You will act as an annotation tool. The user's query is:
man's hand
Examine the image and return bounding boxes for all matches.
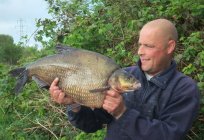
[103,89,127,119]
[49,78,74,105]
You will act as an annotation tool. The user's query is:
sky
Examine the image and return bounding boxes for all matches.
[0,0,51,46]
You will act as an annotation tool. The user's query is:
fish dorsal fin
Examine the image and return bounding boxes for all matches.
[56,44,78,54]
[89,86,110,93]
[32,76,49,89]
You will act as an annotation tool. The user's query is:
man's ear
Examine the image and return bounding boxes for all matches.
[167,40,176,54]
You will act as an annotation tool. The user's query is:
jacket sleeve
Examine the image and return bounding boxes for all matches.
[67,106,113,133]
[105,80,200,140]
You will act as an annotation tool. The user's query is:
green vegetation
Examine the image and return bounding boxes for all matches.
[0,35,23,65]
[0,0,203,139]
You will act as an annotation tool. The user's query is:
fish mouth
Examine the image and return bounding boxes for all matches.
[133,82,141,89]
[121,82,141,92]
[123,89,135,92]
[111,82,141,93]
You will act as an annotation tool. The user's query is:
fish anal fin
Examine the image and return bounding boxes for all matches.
[32,76,49,89]
[89,86,110,93]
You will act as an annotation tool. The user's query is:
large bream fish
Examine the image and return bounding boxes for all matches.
[10,45,141,108]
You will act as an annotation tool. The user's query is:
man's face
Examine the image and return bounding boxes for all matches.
[138,27,170,76]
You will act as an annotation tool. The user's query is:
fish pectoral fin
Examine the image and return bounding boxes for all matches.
[89,86,110,93]
[32,76,49,89]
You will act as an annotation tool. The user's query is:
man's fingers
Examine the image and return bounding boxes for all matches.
[48,78,74,105]
[52,86,59,91]
[51,89,59,100]
[58,91,66,103]
[106,89,119,97]
[103,99,117,114]
[105,91,121,103]
[102,104,112,113]
[50,77,59,88]
[49,78,59,94]
[103,89,124,114]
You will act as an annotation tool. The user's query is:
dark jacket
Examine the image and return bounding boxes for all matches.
[67,60,200,140]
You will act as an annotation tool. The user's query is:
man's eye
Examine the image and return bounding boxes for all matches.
[138,43,155,48]
[145,44,155,48]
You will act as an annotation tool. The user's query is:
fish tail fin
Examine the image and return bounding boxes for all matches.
[9,67,26,77]
[9,67,28,95]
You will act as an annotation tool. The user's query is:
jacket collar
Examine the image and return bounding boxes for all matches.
[137,60,177,89]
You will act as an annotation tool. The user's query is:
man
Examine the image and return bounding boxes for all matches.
[49,19,200,140]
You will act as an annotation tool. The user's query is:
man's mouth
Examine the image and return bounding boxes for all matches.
[141,58,150,62]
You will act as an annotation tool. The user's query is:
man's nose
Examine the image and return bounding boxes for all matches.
[138,45,144,55]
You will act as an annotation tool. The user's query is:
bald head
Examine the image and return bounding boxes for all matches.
[138,19,178,75]
[141,19,178,42]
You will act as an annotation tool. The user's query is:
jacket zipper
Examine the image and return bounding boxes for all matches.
[141,79,150,103]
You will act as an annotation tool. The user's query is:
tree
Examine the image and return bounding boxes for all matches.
[0,34,23,65]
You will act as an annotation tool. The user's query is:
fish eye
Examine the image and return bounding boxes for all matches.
[124,76,131,82]
[127,75,133,80]
[124,76,129,80]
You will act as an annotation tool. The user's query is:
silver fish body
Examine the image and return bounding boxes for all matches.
[10,45,141,108]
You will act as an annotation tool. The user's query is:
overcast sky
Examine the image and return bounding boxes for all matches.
[0,0,51,46]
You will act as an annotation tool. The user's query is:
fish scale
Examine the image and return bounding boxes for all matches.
[61,76,106,108]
